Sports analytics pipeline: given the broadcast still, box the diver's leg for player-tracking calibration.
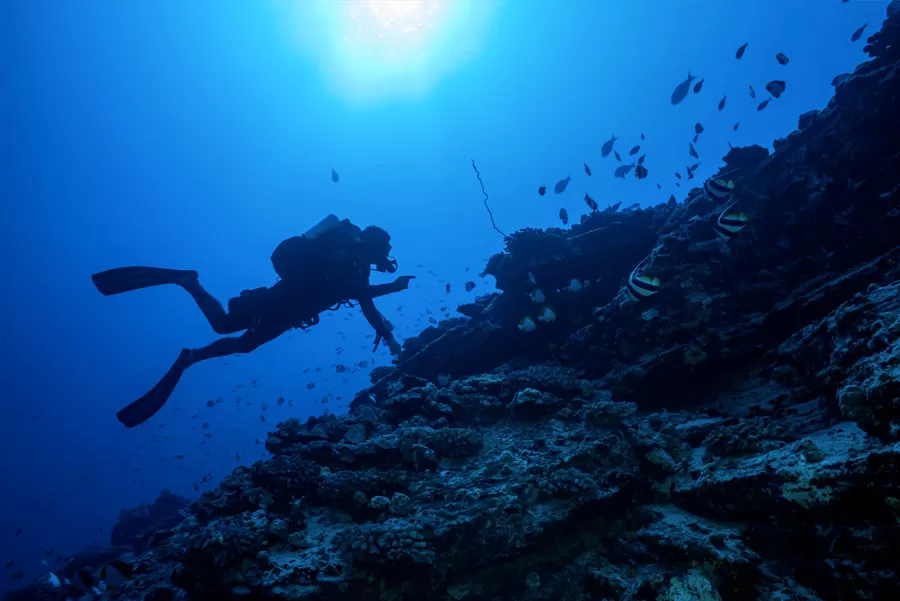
[178,276,242,335]
[184,323,288,365]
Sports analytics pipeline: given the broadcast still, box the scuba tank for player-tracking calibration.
[303,214,342,241]
[271,215,356,282]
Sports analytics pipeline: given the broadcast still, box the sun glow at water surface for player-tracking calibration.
[279,0,498,103]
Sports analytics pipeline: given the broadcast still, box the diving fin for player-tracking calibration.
[116,349,192,428]
[92,267,198,296]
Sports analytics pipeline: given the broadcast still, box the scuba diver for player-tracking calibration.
[92,214,414,429]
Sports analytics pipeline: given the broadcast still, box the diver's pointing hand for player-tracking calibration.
[394,275,416,290]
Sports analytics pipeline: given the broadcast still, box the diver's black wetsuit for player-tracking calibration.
[179,262,405,365]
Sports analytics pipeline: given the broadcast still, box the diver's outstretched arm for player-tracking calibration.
[357,297,401,354]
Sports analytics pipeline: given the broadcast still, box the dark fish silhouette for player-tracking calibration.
[689,143,699,159]
[776,52,790,65]
[614,151,622,162]
[736,42,748,59]
[641,133,645,140]
[766,80,786,98]
[718,96,726,111]
[634,164,648,180]
[538,185,546,196]
[686,165,695,180]
[749,85,756,99]
[693,79,704,94]
[584,163,592,176]
[629,145,640,156]
[690,162,700,171]
[554,176,571,194]
[614,164,635,178]
[584,194,598,212]
[671,72,698,105]
[637,154,646,165]
[465,281,476,292]
[733,121,740,131]
[559,208,569,224]
[757,99,770,111]
[675,172,682,180]
[693,134,699,144]
[851,23,867,42]
[694,123,704,135]
[601,134,618,157]
[331,167,339,183]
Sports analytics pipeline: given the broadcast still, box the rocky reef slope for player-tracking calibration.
[20,10,900,601]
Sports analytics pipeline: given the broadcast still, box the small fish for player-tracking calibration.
[554,176,572,194]
[625,256,661,302]
[335,364,346,373]
[694,122,704,135]
[629,145,640,156]
[330,167,339,183]
[757,99,770,111]
[584,163,592,176]
[714,201,750,240]
[718,96,726,111]
[518,316,537,332]
[693,79,704,94]
[749,85,756,99]
[850,23,867,42]
[733,121,740,131]
[601,134,618,157]
[703,178,735,202]
[465,281,475,292]
[675,172,682,180]
[530,288,546,304]
[775,52,790,65]
[634,164,648,180]
[736,42,748,59]
[766,80,786,98]
[686,165,695,180]
[614,163,635,178]
[693,134,698,144]
[689,143,699,159]
[538,306,557,323]
[671,71,698,105]
[567,279,583,292]
[559,208,569,225]
[584,193,598,212]
[690,162,700,171]
[657,183,662,190]
[614,151,622,162]
[641,133,645,140]
[445,283,451,293]
[538,185,546,196]
[637,154,646,165]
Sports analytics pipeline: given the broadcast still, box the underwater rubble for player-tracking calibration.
[10,10,900,601]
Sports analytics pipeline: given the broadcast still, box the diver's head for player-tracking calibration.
[360,226,397,273]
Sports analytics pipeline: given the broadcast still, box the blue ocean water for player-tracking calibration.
[0,0,887,592]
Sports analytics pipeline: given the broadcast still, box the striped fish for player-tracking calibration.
[703,178,735,202]
[714,201,750,240]
[625,256,661,302]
